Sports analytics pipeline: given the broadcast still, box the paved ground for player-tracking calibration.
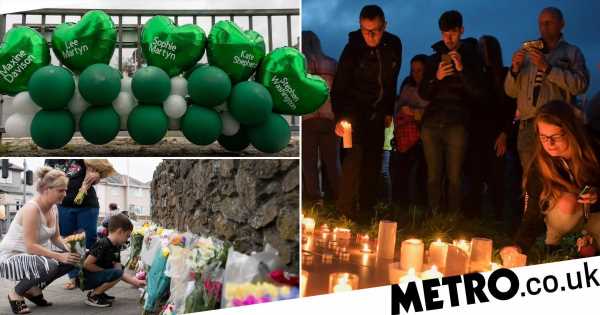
[0,133,299,157]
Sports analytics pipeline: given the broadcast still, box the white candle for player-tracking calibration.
[302,217,315,234]
[420,265,444,280]
[334,227,351,240]
[400,239,424,272]
[470,238,493,273]
[399,268,418,283]
[361,243,372,253]
[445,245,470,276]
[329,273,358,293]
[342,121,352,148]
[428,239,448,272]
[376,220,397,259]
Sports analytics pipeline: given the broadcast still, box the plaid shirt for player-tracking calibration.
[394,112,420,152]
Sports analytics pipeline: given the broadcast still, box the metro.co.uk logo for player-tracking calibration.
[391,261,600,314]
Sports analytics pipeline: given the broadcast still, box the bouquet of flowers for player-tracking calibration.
[74,159,116,205]
[224,282,298,307]
[64,232,86,289]
[126,226,146,270]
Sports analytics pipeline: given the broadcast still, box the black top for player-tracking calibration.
[45,159,99,209]
[419,38,486,127]
[87,237,121,270]
[331,30,402,149]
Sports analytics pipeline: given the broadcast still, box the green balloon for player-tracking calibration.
[78,63,121,106]
[247,113,290,153]
[79,106,120,144]
[52,10,117,73]
[187,65,231,107]
[228,81,273,126]
[131,66,171,104]
[127,106,168,145]
[218,127,250,152]
[28,65,75,110]
[257,47,329,115]
[141,16,207,77]
[181,105,222,145]
[207,20,265,83]
[31,110,75,149]
[0,26,50,95]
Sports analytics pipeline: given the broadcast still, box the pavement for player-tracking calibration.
[0,133,300,157]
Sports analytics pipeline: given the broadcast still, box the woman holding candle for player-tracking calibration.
[501,101,600,259]
[0,167,80,314]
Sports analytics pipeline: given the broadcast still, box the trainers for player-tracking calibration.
[85,292,112,308]
[99,293,115,301]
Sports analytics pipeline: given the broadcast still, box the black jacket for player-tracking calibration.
[331,30,402,149]
[419,38,486,127]
[45,159,99,209]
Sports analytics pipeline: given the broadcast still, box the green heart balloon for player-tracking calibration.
[141,16,206,77]
[257,47,329,116]
[0,27,50,95]
[207,20,265,83]
[51,10,117,73]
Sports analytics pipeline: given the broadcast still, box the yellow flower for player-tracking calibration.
[162,247,170,257]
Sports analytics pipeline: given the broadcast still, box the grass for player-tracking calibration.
[303,200,582,266]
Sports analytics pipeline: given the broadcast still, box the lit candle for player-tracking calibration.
[400,239,424,272]
[399,268,418,283]
[361,243,372,253]
[329,273,358,293]
[334,228,351,240]
[302,236,314,252]
[340,251,350,261]
[303,252,314,266]
[388,262,402,283]
[445,245,470,276]
[502,252,527,268]
[322,253,333,264]
[428,239,448,272]
[376,220,397,259]
[469,238,493,273]
[453,239,471,254]
[342,121,352,148]
[302,217,316,234]
[420,265,444,280]
[361,252,370,266]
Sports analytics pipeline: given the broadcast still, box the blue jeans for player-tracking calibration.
[421,124,467,213]
[58,206,99,279]
[381,150,392,203]
[83,268,123,290]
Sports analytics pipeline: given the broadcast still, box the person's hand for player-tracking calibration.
[436,62,455,80]
[578,188,598,205]
[447,51,463,72]
[83,169,100,187]
[335,120,351,137]
[384,115,393,128]
[527,49,549,72]
[400,106,414,117]
[57,252,80,265]
[134,278,146,288]
[494,132,507,157]
[511,49,526,73]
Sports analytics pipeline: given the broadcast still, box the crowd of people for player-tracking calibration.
[302,5,600,256]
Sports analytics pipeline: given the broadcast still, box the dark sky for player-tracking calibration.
[302,0,600,99]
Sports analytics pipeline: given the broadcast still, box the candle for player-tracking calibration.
[453,239,471,254]
[328,239,338,250]
[399,268,418,283]
[400,239,424,272]
[303,252,314,266]
[469,238,493,273]
[376,220,397,259]
[302,217,316,234]
[302,236,314,252]
[357,234,370,243]
[445,245,470,276]
[361,243,372,253]
[333,228,351,240]
[420,265,444,280]
[322,253,333,264]
[428,239,448,272]
[361,253,370,266]
[502,252,527,268]
[320,224,330,234]
[388,262,402,283]
[329,273,359,293]
[340,251,350,261]
[342,121,352,148]
[300,271,308,297]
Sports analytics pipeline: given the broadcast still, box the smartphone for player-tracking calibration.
[441,54,453,65]
[579,185,592,198]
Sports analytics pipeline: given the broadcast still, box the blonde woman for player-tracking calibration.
[0,167,80,314]
[501,101,600,259]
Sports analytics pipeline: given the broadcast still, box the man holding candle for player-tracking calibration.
[331,5,402,223]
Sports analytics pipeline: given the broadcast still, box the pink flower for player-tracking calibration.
[243,295,259,305]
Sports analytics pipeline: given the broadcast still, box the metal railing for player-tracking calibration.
[0,8,300,137]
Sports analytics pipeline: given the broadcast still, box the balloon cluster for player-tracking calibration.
[1,10,330,153]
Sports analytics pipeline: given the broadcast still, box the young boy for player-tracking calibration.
[83,213,146,307]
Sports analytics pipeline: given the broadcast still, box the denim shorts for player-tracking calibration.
[83,267,123,290]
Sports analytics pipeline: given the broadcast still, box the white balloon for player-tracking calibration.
[12,91,41,115]
[170,76,188,97]
[163,94,188,119]
[214,102,228,113]
[168,118,181,130]
[220,111,240,136]
[68,88,91,116]
[121,77,133,94]
[5,113,33,138]
[113,92,136,117]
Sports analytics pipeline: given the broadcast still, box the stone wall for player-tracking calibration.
[150,159,299,270]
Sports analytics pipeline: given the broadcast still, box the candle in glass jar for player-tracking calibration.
[428,239,448,272]
[453,239,471,254]
[329,273,358,293]
[334,228,351,240]
[302,217,316,234]
[445,245,470,276]
[469,238,493,273]
[376,220,397,259]
[400,239,424,272]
